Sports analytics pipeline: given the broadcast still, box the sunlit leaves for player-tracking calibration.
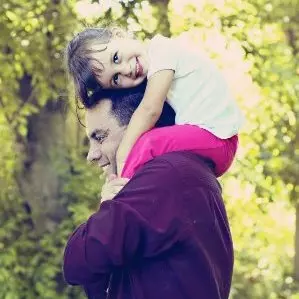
[0,0,298,298]
[169,0,298,297]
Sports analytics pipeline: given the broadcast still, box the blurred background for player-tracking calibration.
[0,0,298,298]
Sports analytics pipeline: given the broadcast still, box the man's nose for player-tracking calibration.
[87,147,100,162]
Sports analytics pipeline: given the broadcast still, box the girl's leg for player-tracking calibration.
[122,125,239,178]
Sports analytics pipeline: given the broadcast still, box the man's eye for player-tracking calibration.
[113,73,119,85]
[95,135,104,143]
[113,52,119,64]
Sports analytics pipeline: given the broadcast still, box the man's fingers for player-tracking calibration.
[113,186,125,194]
[101,196,112,202]
[108,174,117,181]
[101,185,126,200]
[108,178,129,186]
[102,184,125,196]
[100,176,129,203]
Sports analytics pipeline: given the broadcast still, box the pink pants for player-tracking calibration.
[122,125,239,179]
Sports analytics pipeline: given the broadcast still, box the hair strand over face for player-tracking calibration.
[65,27,114,107]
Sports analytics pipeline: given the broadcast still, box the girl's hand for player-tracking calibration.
[101,174,129,202]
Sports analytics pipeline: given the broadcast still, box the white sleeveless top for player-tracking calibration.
[147,34,244,139]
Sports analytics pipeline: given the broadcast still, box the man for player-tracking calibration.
[63,87,234,299]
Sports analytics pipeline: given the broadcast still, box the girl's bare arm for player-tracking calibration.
[116,69,174,174]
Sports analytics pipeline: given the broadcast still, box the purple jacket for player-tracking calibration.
[63,152,234,299]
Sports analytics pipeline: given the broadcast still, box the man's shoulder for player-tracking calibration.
[138,151,221,193]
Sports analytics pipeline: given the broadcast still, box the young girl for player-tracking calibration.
[66,27,243,182]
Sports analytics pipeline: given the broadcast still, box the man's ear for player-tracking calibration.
[111,27,126,39]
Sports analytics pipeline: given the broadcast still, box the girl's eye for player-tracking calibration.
[113,52,119,64]
[113,73,119,85]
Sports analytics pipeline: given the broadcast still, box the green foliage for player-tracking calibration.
[0,0,298,298]
[168,0,298,297]
[0,0,90,298]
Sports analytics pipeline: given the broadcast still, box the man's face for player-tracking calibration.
[86,99,126,176]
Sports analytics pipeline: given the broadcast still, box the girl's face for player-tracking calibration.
[90,36,149,89]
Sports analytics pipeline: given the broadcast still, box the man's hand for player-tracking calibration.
[101,174,129,202]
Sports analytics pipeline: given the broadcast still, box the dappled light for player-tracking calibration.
[0,0,298,298]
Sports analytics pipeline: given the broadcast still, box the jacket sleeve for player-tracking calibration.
[63,158,184,286]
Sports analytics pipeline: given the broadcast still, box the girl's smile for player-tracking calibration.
[89,36,149,89]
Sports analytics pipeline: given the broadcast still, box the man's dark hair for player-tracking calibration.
[85,81,176,127]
